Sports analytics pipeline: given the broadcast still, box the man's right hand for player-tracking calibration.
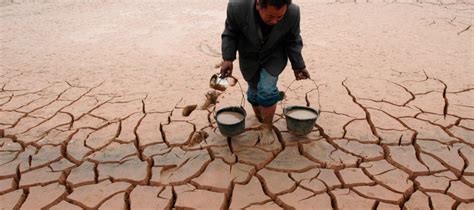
[220,61,233,78]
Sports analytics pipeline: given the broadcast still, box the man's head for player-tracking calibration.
[256,0,292,26]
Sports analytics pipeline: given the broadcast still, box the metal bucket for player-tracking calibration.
[210,72,246,137]
[284,106,319,136]
[215,106,246,137]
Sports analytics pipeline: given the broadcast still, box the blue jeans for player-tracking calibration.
[247,68,279,107]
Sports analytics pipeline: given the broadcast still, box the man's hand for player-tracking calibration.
[220,61,233,78]
[294,68,311,80]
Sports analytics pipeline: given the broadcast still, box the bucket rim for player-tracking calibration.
[215,106,247,126]
[284,105,319,121]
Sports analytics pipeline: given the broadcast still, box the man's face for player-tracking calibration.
[257,4,287,26]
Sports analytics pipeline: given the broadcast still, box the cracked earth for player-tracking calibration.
[1,0,473,209]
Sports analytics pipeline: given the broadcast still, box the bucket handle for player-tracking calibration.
[213,76,246,117]
[281,78,322,112]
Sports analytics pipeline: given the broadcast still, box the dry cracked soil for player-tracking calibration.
[0,0,473,209]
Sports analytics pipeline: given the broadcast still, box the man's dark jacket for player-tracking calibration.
[221,0,306,81]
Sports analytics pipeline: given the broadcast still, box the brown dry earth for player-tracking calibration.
[1,0,473,209]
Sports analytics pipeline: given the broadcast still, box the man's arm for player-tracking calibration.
[220,2,239,77]
[286,6,309,80]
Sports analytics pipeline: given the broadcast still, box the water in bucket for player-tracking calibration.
[216,111,245,125]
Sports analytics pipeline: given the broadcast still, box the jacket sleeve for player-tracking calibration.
[221,2,239,61]
[286,7,306,70]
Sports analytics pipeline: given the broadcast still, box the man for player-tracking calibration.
[220,0,310,144]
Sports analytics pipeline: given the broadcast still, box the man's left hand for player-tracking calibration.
[294,69,311,80]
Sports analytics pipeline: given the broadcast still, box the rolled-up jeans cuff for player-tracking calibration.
[246,68,279,107]
[257,93,279,107]
[256,69,279,107]
[247,93,259,106]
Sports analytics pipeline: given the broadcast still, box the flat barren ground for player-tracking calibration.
[1,0,473,209]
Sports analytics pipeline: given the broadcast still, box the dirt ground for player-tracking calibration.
[1,0,473,209]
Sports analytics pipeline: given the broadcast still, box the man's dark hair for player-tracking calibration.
[259,0,292,9]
